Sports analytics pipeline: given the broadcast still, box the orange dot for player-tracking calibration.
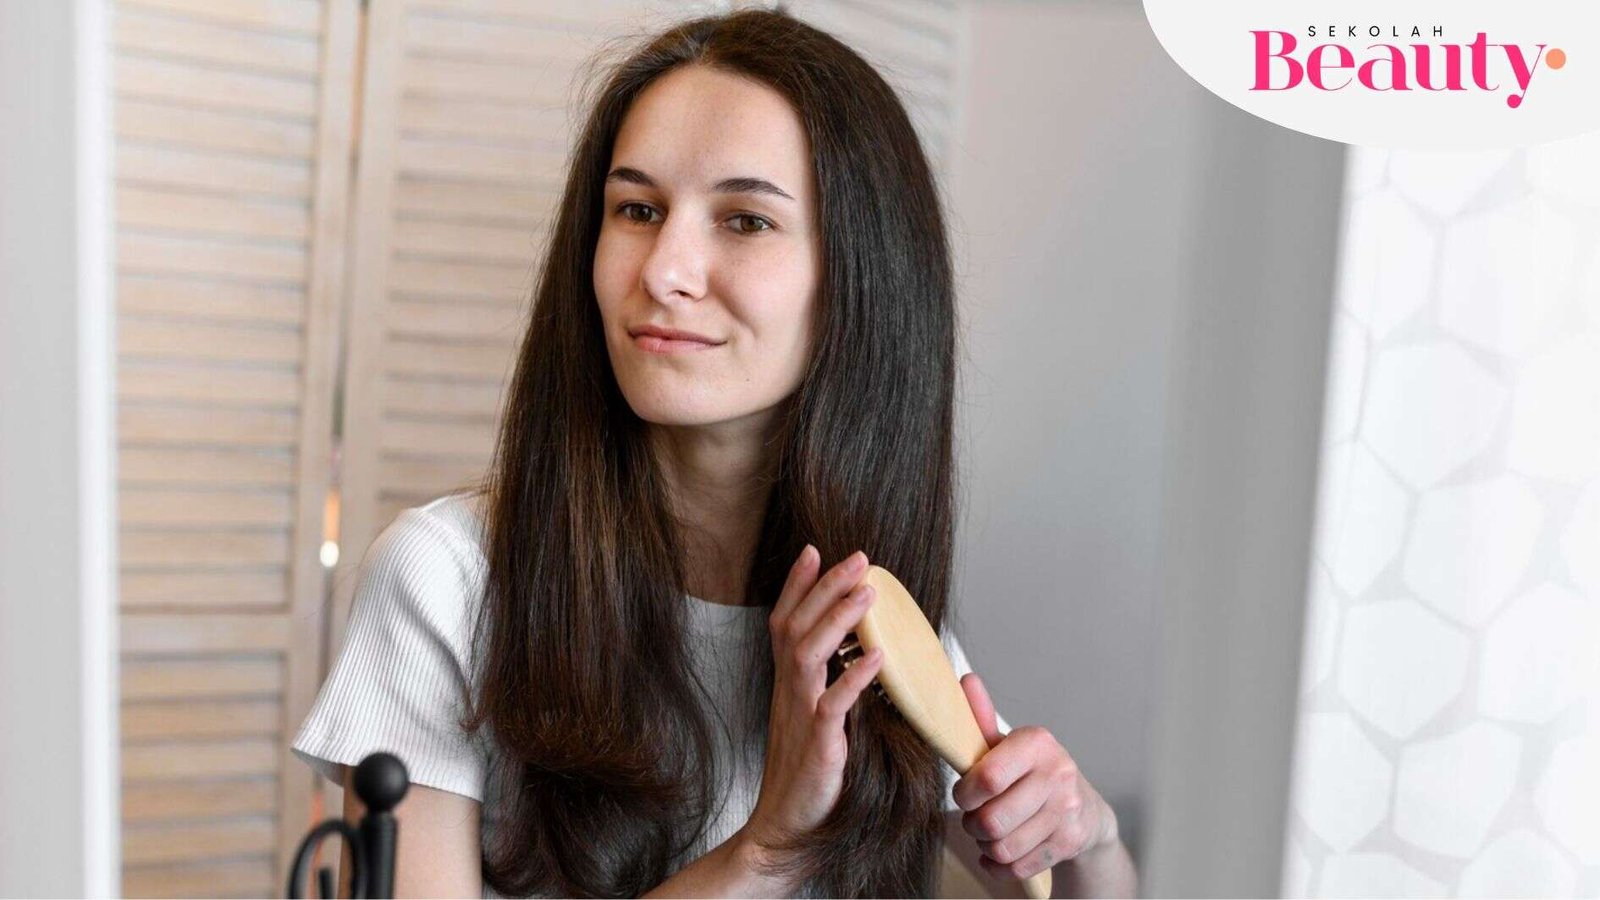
[1548,48,1567,69]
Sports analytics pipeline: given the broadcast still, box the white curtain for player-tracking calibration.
[1284,138,1600,896]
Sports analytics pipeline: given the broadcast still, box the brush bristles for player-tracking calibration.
[836,632,888,702]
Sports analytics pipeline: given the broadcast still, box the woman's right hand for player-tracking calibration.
[742,545,884,861]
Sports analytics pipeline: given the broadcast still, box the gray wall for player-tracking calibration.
[946,2,1346,890]
[1139,110,1345,897]
[946,0,1203,860]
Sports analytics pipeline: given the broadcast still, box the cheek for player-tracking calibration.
[742,298,804,342]
[733,246,818,313]
[786,258,822,357]
[592,230,633,309]
[738,282,818,369]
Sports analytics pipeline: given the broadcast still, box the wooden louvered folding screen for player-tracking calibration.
[110,1,964,896]
[112,0,358,895]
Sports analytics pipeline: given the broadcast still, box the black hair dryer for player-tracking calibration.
[286,752,409,899]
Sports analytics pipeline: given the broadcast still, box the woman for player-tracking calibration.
[293,8,1136,898]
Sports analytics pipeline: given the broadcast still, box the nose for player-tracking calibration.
[639,208,708,304]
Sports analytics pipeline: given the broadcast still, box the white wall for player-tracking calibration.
[0,0,118,894]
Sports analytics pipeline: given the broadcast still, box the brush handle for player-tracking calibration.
[854,567,1051,899]
[927,673,1051,898]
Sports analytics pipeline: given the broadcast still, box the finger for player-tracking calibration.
[979,799,1085,881]
[952,728,1045,811]
[794,582,877,693]
[785,550,869,642]
[961,672,1005,748]
[815,646,882,720]
[961,766,1054,842]
[972,779,1060,864]
[980,834,1060,882]
[769,543,821,629]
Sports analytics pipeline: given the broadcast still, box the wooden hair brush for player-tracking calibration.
[836,565,1052,900]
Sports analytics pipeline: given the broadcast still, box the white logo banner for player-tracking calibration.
[1142,1,1600,148]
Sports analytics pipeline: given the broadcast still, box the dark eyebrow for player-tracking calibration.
[605,166,795,202]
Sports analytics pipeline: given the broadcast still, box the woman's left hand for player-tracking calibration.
[950,673,1120,882]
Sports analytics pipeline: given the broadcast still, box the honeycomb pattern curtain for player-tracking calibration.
[1284,139,1600,896]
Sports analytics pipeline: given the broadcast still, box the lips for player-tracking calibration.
[628,324,723,345]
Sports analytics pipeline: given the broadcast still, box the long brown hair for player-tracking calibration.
[463,7,959,896]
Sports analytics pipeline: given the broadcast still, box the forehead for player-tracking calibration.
[609,65,813,196]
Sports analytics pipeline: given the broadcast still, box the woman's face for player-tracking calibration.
[594,64,821,433]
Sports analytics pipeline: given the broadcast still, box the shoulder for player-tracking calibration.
[380,490,487,568]
[410,490,489,561]
[353,491,490,640]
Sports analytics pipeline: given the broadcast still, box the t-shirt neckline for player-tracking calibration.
[684,593,767,627]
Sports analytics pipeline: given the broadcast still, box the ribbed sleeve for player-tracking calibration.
[291,503,490,802]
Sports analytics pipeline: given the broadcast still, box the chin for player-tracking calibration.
[623,391,771,430]
[620,390,729,428]
[628,403,698,424]
[615,371,787,430]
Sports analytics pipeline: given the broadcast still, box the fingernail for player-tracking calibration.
[853,584,874,603]
[803,543,817,564]
[848,551,867,572]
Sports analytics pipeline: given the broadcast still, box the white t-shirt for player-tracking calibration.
[291,491,1011,898]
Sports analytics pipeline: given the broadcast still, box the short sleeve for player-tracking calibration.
[939,628,1015,813]
[291,506,489,802]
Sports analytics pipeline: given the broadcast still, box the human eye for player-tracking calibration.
[727,213,775,235]
[615,201,660,225]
